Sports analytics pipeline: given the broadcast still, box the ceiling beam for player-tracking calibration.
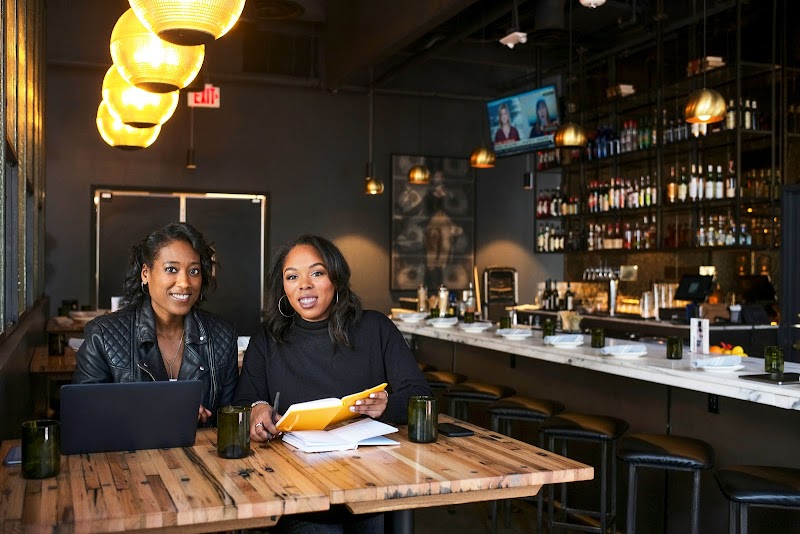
[323,0,481,90]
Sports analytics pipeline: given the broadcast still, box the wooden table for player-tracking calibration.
[0,430,330,533]
[0,417,592,533]
[270,414,593,533]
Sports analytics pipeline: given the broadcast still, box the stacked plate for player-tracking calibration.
[398,312,429,323]
[458,321,493,333]
[496,328,533,340]
[426,317,459,328]
[691,355,746,373]
[600,344,648,359]
[544,334,584,348]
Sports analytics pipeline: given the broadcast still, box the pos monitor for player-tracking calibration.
[674,274,714,302]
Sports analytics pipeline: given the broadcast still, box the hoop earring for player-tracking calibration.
[336,292,339,304]
[278,295,296,318]
[141,282,149,295]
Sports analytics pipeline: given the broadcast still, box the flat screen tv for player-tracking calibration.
[485,85,561,157]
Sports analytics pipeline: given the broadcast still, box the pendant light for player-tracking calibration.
[408,164,431,184]
[96,101,161,150]
[579,0,606,7]
[110,9,205,93]
[684,0,726,124]
[554,0,588,148]
[470,105,496,169]
[364,84,385,195]
[128,0,246,46]
[102,66,179,128]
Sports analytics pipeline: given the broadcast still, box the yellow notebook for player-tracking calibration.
[275,383,388,432]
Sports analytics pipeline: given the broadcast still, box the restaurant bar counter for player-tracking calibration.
[397,320,800,534]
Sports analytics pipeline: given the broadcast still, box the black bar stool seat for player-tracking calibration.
[443,381,515,421]
[715,465,800,534]
[538,412,630,534]
[416,361,437,373]
[487,395,565,534]
[618,433,714,534]
[423,370,467,389]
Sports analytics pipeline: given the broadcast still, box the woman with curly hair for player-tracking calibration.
[73,222,239,426]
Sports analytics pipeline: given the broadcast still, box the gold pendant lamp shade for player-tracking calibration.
[408,164,431,184]
[128,0,246,46]
[110,9,205,93]
[469,146,496,168]
[554,122,588,148]
[102,66,179,128]
[364,163,385,195]
[97,100,161,150]
[684,88,727,124]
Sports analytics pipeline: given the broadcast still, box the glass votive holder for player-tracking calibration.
[666,336,683,360]
[499,316,512,329]
[764,346,784,373]
[407,396,438,443]
[590,328,605,348]
[217,406,251,459]
[463,311,475,324]
[21,420,61,479]
[542,318,556,337]
[429,308,440,318]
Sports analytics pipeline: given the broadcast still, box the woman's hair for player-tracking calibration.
[536,99,549,121]
[497,103,510,120]
[120,222,217,309]
[263,234,363,347]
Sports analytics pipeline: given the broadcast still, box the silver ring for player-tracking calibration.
[255,422,264,429]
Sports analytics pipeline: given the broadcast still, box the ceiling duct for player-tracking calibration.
[529,0,568,44]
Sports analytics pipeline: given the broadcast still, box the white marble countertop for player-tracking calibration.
[396,320,800,411]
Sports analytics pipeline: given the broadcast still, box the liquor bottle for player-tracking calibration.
[550,282,560,311]
[715,165,724,199]
[707,215,716,247]
[696,216,706,247]
[667,166,677,203]
[464,283,476,321]
[697,162,705,200]
[725,99,736,130]
[751,100,759,130]
[726,160,736,198]
[678,166,689,202]
[704,164,715,200]
[743,99,752,130]
[689,164,699,202]
[541,279,552,310]
[565,282,575,311]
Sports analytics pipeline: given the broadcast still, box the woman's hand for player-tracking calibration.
[250,403,280,443]
[198,405,212,423]
[350,390,389,419]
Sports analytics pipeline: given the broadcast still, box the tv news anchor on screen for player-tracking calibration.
[529,98,559,137]
[493,102,520,145]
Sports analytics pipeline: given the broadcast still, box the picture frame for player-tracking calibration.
[390,154,475,292]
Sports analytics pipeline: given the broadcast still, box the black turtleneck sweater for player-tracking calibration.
[234,311,431,424]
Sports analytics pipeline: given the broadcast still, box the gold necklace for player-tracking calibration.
[162,330,184,380]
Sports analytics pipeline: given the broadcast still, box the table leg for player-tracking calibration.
[386,509,415,534]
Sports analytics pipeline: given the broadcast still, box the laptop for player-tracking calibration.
[60,380,203,454]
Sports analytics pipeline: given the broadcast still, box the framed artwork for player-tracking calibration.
[391,154,475,291]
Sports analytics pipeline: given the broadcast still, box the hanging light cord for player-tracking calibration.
[368,86,373,169]
[568,0,573,116]
[702,0,708,88]
[512,0,520,30]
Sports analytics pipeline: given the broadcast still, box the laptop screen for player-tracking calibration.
[60,380,203,455]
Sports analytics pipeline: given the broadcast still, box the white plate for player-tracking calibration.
[551,341,584,349]
[427,317,458,328]
[606,351,647,359]
[399,312,429,323]
[500,333,533,340]
[459,322,492,332]
[702,364,746,373]
[497,329,533,340]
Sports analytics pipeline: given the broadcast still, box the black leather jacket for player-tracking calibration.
[73,300,239,424]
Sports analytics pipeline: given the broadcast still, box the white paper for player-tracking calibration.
[282,418,399,453]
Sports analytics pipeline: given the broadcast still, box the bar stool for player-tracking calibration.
[715,465,800,534]
[538,412,629,534]
[617,433,714,534]
[442,380,516,421]
[487,395,565,534]
[416,361,437,373]
[423,370,467,391]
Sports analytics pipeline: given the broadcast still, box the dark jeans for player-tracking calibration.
[269,507,384,534]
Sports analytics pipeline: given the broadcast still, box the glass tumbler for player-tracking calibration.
[590,328,605,348]
[542,318,556,337]
[666,336,683,360]
[764,346,784,373]
[22,420,61,479]
[407,396,438,443]
[217,406,251,459]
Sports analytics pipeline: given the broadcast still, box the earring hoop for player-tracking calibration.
[278,295,296,318]
[336,292,339,304]
[141,282,149,295]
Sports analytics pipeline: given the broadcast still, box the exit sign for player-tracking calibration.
[188,84,220,108]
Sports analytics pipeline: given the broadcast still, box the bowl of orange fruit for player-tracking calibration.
[709,342,747,357]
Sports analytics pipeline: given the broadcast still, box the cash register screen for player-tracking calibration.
[673,274,714,302]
